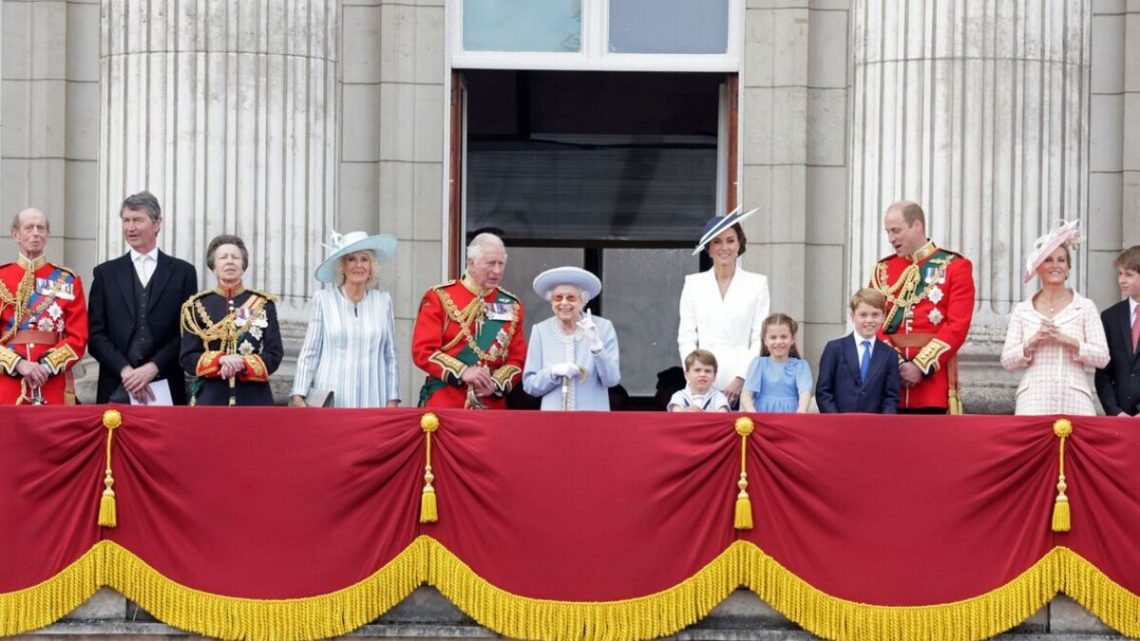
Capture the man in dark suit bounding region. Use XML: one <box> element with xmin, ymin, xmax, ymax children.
<box><xmin>1095</xmin><ymin>246</ymin><xmax>1140</xmax><ymax>416</ymax></box>
<box><xmin>88</xmin><ymin>191</ymin><xmax>198</xmax><ymax>404</ymax></box>
<box><xmin>817</xmin><ymin>288</ymin><xmax>900</xmax><ymax>414</ymax></box>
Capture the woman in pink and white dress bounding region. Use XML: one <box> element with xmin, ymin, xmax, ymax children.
<box><xmin>1000</xmin><ymin>221</ymin><xmax>1109</xmax><ymax>415</ymax></box>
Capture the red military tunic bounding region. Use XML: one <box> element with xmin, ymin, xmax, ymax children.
<box><xmin>0</xmin><ymin>254</ymin><xmax>88</xmax><ymax>404</ymax></box>
<box><xmin>412</xmin><ymin>274</ymin><xmax>526</xmax><ymax>409</ymax></box>
<box><xmin>870</xmin><ymin>240</ymin><xmax>975</xmax><ymax>412</ymax></box>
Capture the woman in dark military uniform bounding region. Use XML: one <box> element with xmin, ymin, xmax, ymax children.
<box><xmin>180</xmin><ymin>234</ymin><xmax>283</xmax><ymax>406</ymax></box>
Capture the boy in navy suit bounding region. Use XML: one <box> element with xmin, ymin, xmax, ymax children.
<box><xmin>816</xmin><ymin>288</ymin><xmax>900</xmax><ymax>413</ymax></box>
<box><xmin>1095</xmin><ymin>246</ymin><xmax>1140</xmax><ymax>416</ymax></box>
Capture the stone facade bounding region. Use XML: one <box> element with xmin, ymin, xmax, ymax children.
<box><xmin>1</xmin><ymin>0</ymin><xmax>1137</xmax><ymax>412</ymax></box>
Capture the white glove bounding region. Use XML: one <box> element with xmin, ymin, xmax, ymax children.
<box><xmin>550</xmin><ymin>362</ymin><xmax>579</xmax><ymax>378</ymax></box>
<box><xmin>578</xmin><ymin>310</ymin><xmax>604</xmax><ymax>353</ymax></box>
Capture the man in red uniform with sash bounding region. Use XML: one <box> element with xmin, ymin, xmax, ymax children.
<box><xmin>0</xmin><ymin>208</ymin><xmax>88</xmax><ymax>404</ymax></box>
<box><xmin>870</xmin><ymin>201</ymin><xmax>975</xmax><ymax>414</ymax></box>
<box><xmin>413</xmin><ymin>233</ymin><xmax>526</xmax><ymax>409</ymax></box>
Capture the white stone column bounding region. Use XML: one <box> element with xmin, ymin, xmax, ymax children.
<box><xmin>849</xmin><ymin>0</ymin><xmax>1091</xmax><ymax>320</ymax></box>
<box><xmin>848</xmin><ymin>1</ymin><xmax>1091</xmax><ymax>412</ymax></box>
<box><xmin>99</xmin><ymin>0</ymin><xmax>339</xmax><ymax>311</ymax></box>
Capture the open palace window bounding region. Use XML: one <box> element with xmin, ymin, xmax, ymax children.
<box><xmin>447</xmin><ymin>3</ymin><xmax>741</xmax><ymax>400</ymax></box>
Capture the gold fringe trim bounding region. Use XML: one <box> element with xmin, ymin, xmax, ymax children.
<box><xmin>740</xmin><ymin>543</ymin><xmax>1059</xmax><ymax>641</ymax></box>
<box><xmin>9</xmin><ymin>540</ymin><xmax>1140</xmax><ymax>641</ymax></box>
<box><xmin>1057</xmin><ymin>546</ymin><xmax>1140</xmax><ymax>638</ymax></box>
<box><xmin>0</xmin><ymin>542</ymin><xmax>105</xmax><ymax>636</ymax></box>
<box><xmin>426</xmin><ymin>537</ymin><xmax>742</xmax><ymax>641</ymax></box>
<box><xmin>103</xmin><ymin>538</ymin><xmax>427</xmax><ymax>641</ymax></box>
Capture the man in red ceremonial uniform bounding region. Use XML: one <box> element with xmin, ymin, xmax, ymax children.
<box><xmin>413</xmin><ymin>232</ymin><xmax>526</xmax><ymax>409</ymax></box>
<box><xmin>870</xmin><ymin>201</ymin><xmax>975</xmax><ymax>414</ymax></box>
<box><xmin>0</xmin><ymin>208</ymin><xmax>88</xmax><ymax>404</ymax></box>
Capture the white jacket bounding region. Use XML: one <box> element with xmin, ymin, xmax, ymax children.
<box><xmin>678</xmin><ymin>269</ymin><xmax>770</xmax><ymax>389</ymax></box>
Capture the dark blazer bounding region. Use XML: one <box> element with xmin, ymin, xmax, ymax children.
<box><xmin>88</xmin><ymin>251</ymin><xmax>198</xmax><ymax>404</ymax></box>
<box><xmin>1095</xmin><ymin>299</ymin><xmax>1140</xmax><ymax>416</ymax></box>
<box><xmin>816</xmin><ymin>333</ymin><xmax>900</xmax><ymax>414</ymax></box>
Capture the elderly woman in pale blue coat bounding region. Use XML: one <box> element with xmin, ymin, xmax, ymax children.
<box><xmin>523</xmin><ymin>267</ymin><xmax>620</xmax><ymax>410</ymax></box>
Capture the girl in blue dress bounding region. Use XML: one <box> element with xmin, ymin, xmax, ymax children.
<box><xmin>740</xmin><ymin>314</ymin><xmax>813</xmax><ymax>413</ymax></box>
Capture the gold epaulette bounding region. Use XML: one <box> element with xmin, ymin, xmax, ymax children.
<box><xmin>244</xmin><ymin>288</ymin><xmax>279</xmax><ymax>302</ymax></box>
<box><xmin>185</xmin><ymin>289</ymin><xmax>214</xmax><ymax>305</ymax></box>
<box><xmin>180</xmin><ymin>290</ymin><xmax>214</xmax><ymax>333</ymax></box>
<box><xmin>54</xmin><ymin>265</ymin><xmax>78</xmax><ymax>278</ymax></box>
<box><xmin>429</xmin><ymin>279</ymin><xmax>458</xmax><ymax>293</ymax></box>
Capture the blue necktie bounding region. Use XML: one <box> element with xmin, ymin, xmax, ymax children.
<box><xmin>859</xmin><ymin>340</ymin><xmax>871</xmax><ymax>382</ymax></box>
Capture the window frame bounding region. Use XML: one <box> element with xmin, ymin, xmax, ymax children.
<box><xmin>449</xmin><ymin>0</ymin><xmax>742</xmax><ymax>72</ymax></box>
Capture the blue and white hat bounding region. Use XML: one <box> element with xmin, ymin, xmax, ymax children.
<box><xmin>532</xmin><ymin>266</ymin><xmax>602</xmax><ymax>301</ymax></box>
<box><xmin>692</xmin><ymin>206</ymin><xmax>761</xmax><ymax>256</ymax></box>
<box><xmin>314</xmin><ymin>231</ymin><xmax>398</xmax><ymax>284</ymax></box>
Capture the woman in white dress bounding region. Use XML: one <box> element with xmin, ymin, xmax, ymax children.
<box><xmin>290</xmin><ymin>231</ymin><xmax>401</xmax><ymax>408</ymax></box>
<box><xmin>523</xmin><ymin>266</ymin><xmax>620</xmax><ymax>411</ymax></box>
<box><xmin>1000</xmin><ymin>221</ymin><xmax>1109</xmax><ymax>415</ymax></box>
<box><xmin>677</xmin><ymin>207</ymin><xmax>769</xmax><ymax>407</ymax></box>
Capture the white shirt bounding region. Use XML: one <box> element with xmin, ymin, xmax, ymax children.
<box><xmin>852</xmin><ymin>333</ymin><xmax>875</xmax><ymax>359</ymax></box>
<box><xmin>129</xmin><ymin>247</ymin><xmax>159</xmax><ymax>286</ymax></box>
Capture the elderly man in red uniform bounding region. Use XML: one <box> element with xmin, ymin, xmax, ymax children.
<box><xmin>0</xmin><ymin>208</ymin><xmax>88</xmax><ymax>404</ymax></box>
<box><xmin>413</xmin><ymin>232</ymin><xmax>526</xmax><ymax>409</ymax></box>
<box><xmin>870</xmin><ymin>201</ymin><xmax>975</xmax><ymax>414</ymax></box>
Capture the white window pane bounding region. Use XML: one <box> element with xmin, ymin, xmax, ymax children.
<box><xmin>464</xmin><ymin>0</ymin><xmax>581</xmax><ymax>52</ymax></box>
<box><xmin>608</xmin><ymin>0</ymin><xmax>728</xmax><ymax>54</ymax></box>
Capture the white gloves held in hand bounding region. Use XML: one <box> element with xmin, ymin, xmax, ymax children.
<box><xmin>551</xmin><ymin>362</ymin><xmax>580</xmax><ymax>378</ymax></box>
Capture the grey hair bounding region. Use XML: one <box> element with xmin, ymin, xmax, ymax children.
<box><xmin>120</xmin><ymin>191</ymin><xmax>162</xmax><ymax>223</ymax></box>
<box><xmin>331</xmin><ymin>250</ymin><xmax>380</xmax><ymax>288</ymax></box>
<box><xmin>545</xmin><ymin>284</ymin><xmax>589</xmax><ymax>306</ymax></box>
<box><xmin>10</xmin><ymin>208</ymin><xmax>50</xmax><ymax>232</ymax></box>
<box><xmin>205</xmin><ymin>234</ymin><xmax>250</xmax><ymax>270</ymax></box>
<box><xmin>466</xmin><ymin>232</ymin><xmax>506</xmax><ymax>263</ymax></box>
<box><xmin>10</xmin><ymin>207</ymin><xmax>50</xmax><ymax>231</ymax></box>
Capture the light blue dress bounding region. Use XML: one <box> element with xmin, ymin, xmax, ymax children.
<box><xmin>291</xmin><ymin>288</ymin><xmax>401</xmax><ymax>408</ymax></box>
<box><xmin>522</xmin><ymin>315</ymin><xmax>621</xmax><ymax>411</ymax></box>
<box><xmin>743</xmin><ymin>356</ymin><xmax>813</xmax><ymax>413</ymax></box>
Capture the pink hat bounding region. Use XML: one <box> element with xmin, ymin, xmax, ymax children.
<box><xmin>1023</xmin><ymin>220</ymin><xmax>1081</xmax><ymax>283</ymax></box>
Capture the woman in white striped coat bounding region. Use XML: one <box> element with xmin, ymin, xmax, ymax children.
<box><xmin>290</xmin><ymin>232</ymin><xmax>401</xmax><ymax>408</ymax></box>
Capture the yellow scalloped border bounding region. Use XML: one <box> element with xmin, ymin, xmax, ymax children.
<box><xmin>102</xmin><ymin>538</ymin><xmax>427</xmax><ymax>641</ymax></box>
<box><xmin>3</xmin><ymin>541</ymin><xmax>1140</xmax><ymax>641</ymax></box>
<box><xmin>0</xmin><ymin>543</ymin><xmax>104</xmax><ymax>636</ymax></box>
<box><xmin>425</xmin><ymin>537</ymin><xmax>743</xmax><ymax>641</ymax></box>
<box><xmin>741</xmin><ymin>543</ymin><xmax>1059</xmax><ymax>641</ymax></box>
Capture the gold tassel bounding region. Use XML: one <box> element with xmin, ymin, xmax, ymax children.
<box><xmin>733</xmin><ymin>417</ymin><xmax>755</xmax><ymax>530</ymax></box>
<box><xmin>420</xmin><ymin>413</ymin><xmax>440</xmax><ymax>523</ymax></box>
<box><xmin>1051</xmin><ymin>418</ymin><xmax>1072</xmax><ymax>533</ymax></box>
<box><xmin>98</xmin><ymin>410</ymin><xmax>122</xmax><ymax>528</ymax></box>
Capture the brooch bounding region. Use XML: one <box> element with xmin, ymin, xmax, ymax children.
<box><xmin>929</xmin><ymin>308</ymin><xmax>944</xmax><ymax>325</ymax></box>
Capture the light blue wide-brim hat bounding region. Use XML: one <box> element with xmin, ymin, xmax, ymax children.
<box><xmin>532</xmin><ymin>266</ymin><xmax>602</xmax><ymax>301</ymax></box>
<box><xmin>692</xmin><ymin>206</ymin><xmax>762</xmax><ymax>256</ymax></box>
<box><xmin>315</xmin><ymin>230</ymin><xmax>398</xmax><ymax>284</ymax></box>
